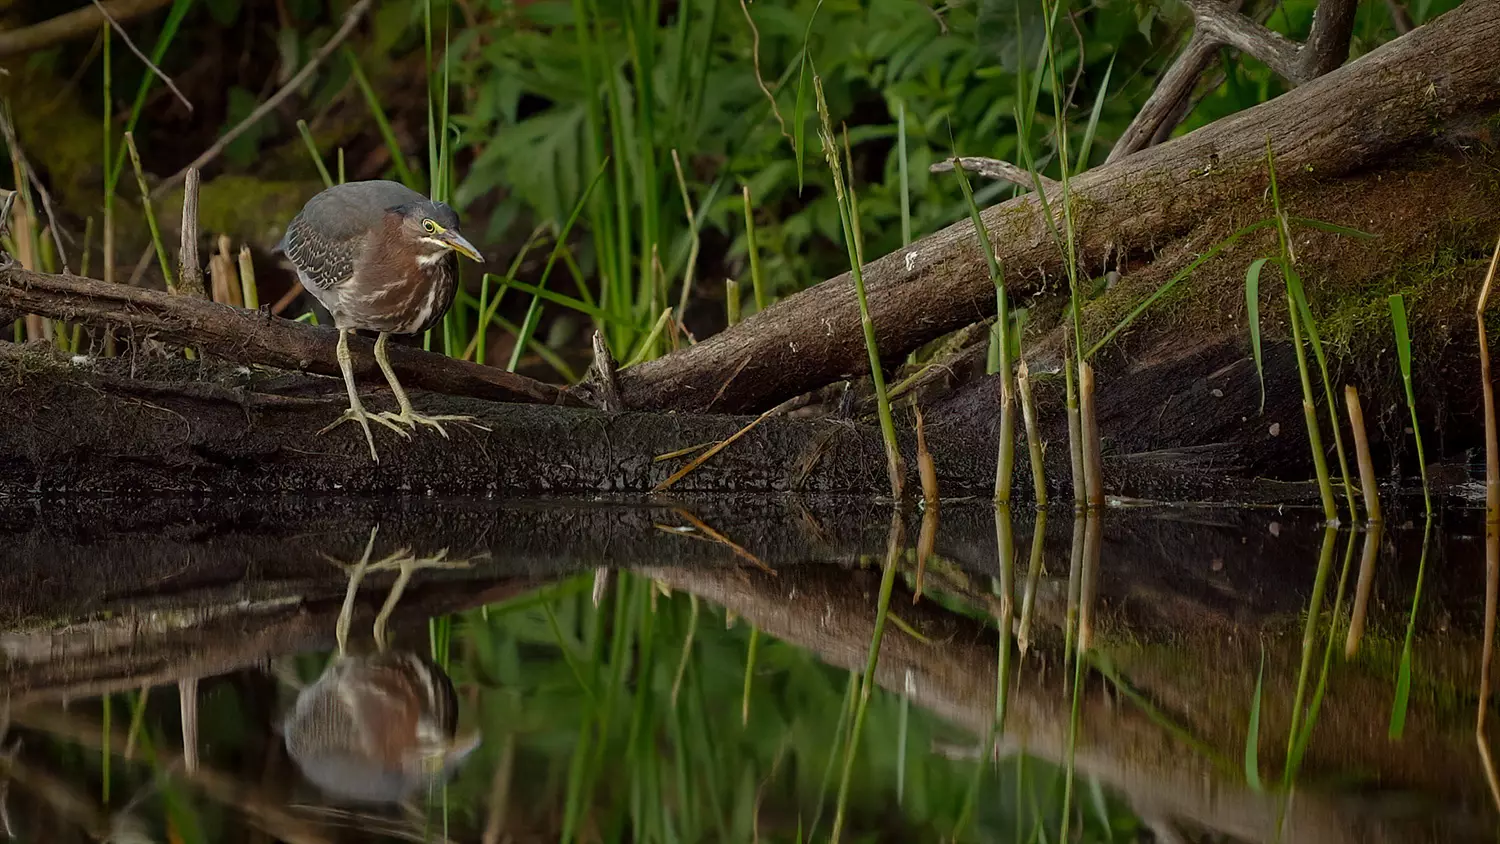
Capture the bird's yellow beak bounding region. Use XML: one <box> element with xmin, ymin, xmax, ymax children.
<box><xmin>441</xmin><ymin>231</ymin><xmax>483</xmax><ymax>263</ymax></box>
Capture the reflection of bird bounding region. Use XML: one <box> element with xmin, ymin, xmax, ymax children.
<box><xmin>281</xmin><ymin>526</ymin><xmax>479</xmax><ymax>805</ymax></box>
<box><xmin>277</xmin><ymin>180</ymin><xmax>489</xmax><ymax>463</ymax></box>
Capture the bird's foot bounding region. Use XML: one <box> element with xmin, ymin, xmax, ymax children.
<box><xmin>318</xmin><ymin>405</ymin><xmax>411</xmax><ymax>462</ymax></box>
<box><xmin>377</xmin><ymin>408</ymin><xmax>492</xmax><ymax>439</ymax></box>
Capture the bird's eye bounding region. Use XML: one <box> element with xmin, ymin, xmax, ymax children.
<box><xmin>422</xmin><ymin>219</ymin><xmax>438</xmax><ymax>234</ymax></box>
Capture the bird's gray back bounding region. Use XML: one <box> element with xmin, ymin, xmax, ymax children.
<box><xmin>279</xmin><ymin>180</ymin><xmax>428</xmax><ymax>293</ymax></box>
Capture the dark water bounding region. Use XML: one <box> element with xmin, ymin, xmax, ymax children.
<box><xmin>1</xmin><ymin>495</ymin><xmax>1497</xmax><ymax>842</ymax></box>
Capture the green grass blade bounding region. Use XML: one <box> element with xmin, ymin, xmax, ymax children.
<box><xmin>1073</xmin><ymin>53</ymin><xmax>1116</xmax><ymax>174</ymax></box>
<box><xmin>1245</xmin><ymin>645</ymin><xmax>1266</xmax><ymax>791</ymax></box>
<box><xmin>508</xmin><ymin>160</ymin><xmax>610</xmax><ymax>373</ymax></box>
<box><xmin>1245</xmin><ymin>256</ymin><xmax>1269</xmax><ymax>412</ymax></box>
<box><xmin>296</xmin><ymin>119</ymin><xmax>333</xmax><ymax>189</ymax></box>
<box><xmin>1288</xmin><ymin>217</ymin><xmax>1378</xmax><ymax>239</ymax></box>
<box><xmin>1390</xmin><ymin>515</ymin><xmax>1434</xmax><ymax>738</ymax></box>
<box><xmin>1086</xmin><ymin>219</ymin><xmax>1277</xmax><ymax>358</ymax></box>
<box><xmin>345</xmin><ymin>46</ymin><xmax>417</xmax><ymax>188</ymax></box>
<box><xmin>792</xmin><ymin>0</ymin><xmax>825</xmax><ymax>193</ymax></box>
<box><xmin>897</xmin><ymin>99</ymin><xmax>911</xmax><ymax>247</ymax></box>
<box><xmin>1388</xmin><ymin>293</ymin><xmax>1432</xmax><ymax>513</ymax></box>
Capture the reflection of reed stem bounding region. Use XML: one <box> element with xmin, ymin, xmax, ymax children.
<box><xmin>1017</xmin><ymin>510</ymin><xmax>1047</xmax><ymax>656</ymax></box>
<box><xmin>1343</xmin><ymin>522</ymin><xmax>1382</xmax><ymax>658</ymax></box>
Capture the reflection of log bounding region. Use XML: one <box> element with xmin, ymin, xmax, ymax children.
<box><xmin>4</xmin><ymin>496</ymin><xmax>1494</xmax><ymax>841</ymax></box>
<box><xmin>610</xmin><ymin>0</ymin><xmax>1500</xmax><ymax>414</ymax></box>
<box><xmin>646</xmin><ymin>523</ymin><xmax>1494</xmax><ymax>844</ymax></box>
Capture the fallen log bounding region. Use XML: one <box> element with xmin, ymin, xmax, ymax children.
<box><xmin>0</xmin><ymin>264</ymin><xmax>576</xmax><ymax>406</ymax></box>
<box><xmin>0</xmin><ymin>342</ymin><xmax>1345</xmax><ymax>501</ymax></box>
<box><xmin>610</xmin><ymin>0</ymin><xmax>1500</xmax><ymax>414</ymax></box>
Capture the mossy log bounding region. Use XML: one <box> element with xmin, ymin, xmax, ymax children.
<box><xmin>612</xmin><ymin>0</ymin><xmax>1500</xmax><ymax>415</ymax></box>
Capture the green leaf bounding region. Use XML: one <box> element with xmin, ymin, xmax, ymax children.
<box><xmin>1388</xmin><ymin>293</ymin><xmax>1413</xmax><ymax>378</ymax></box>
<box><xmin>1245</xmin><ymin>645</ymin><xmax>1266</xmax><ymax>792</ymax></box>
<box><xmin>1074</xmin><ymin>52</ymin><xmax>1116</xmax><ymax>174</ymax></box>
<box><xmin>1289</xmin><ymin>217</ymin><xmax>1379</xmax><ymax>239</ymax></box>
<box><xmin>1245</xmin><ymin>257</ymin><xmax>1269</xmax><ymax>413</ymax></box>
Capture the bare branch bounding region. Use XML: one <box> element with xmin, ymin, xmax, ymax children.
<box><xmin>89</xmin><ymin>0</ymin><xmax>193</xmax><ymax>112</ymax></box>
<box><xmin>1108</xmin><ymin>31</ymin><xmax>1221</xmax><ymax>163</ymax></box>
<box><xmin>151</xmin><ymin>0</ymin><xmax>373</xmax><ymax>198</ymax></box>
<box><xmin>1187</xmin><ymin>0</ymin><xmax>1303</xmax><ymax>81</ymax></box>
<box><xmin>0</xmin><ymin>0</ymin><xmax>174</xmax><ymax>58</ymax></box>
<box><xmin>1113</xmin><ymin>0</ymin><xmax>1360</xmax><ymax>162</ymax></box>
<box><xmin>1385</xmin><ymin>0</ymin><xmax>1415</xmax><ymax>35</ymax></box>
<box><xmin>1300</xmin><ymin>0</ymin><xmax>1359</xmax><ymax>78</ymax></box>
<box><xmin>929</xmin><ymin>157</ymin><xmax>1060</xmax><ymax>193</ymax></box>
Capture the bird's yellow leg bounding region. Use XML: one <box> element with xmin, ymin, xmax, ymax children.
<box><xmin>318</xmin><ymin>328</ymin><xmax>410</xmax><ymax>461</ymax></box>
<box><xmin>373</xmin><ymin>332</ymin><xmax>492</xmax><ymax>437</ymax></box>
<box><xmin>330</xmin><ymin>525</ymin><xmax>381</xmax><ymax>657</ymax></box>
<box><xmin>368</xmin><ymin>547</ymin><xmax>474</xmax><ymax>651</ymax></box>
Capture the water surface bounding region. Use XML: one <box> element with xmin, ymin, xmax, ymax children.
<box><xmin>1</xmin><ymin>495</ymin><xmax>1495</xmax><ymax>842</ymax></box>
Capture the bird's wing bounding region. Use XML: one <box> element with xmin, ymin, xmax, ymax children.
<box><xmin>279</xmin><ymin>181</ymin><xmax>425</xmax><ymax>290</ymax></box>
<box><xmin>280</xmin><ymin>214</ymin><xmax>360</xmax><ymax>291</ymax></box>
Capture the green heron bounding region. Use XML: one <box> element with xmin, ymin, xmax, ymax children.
<box><xmin>281</xmin><ymin>526</ymin><xmax>480</xmax><ymax>805</ymax></box>
<box><xmin>277</xmin><ymin>180</ymin><xmax>488</xmax><ymax>463</ymax></box>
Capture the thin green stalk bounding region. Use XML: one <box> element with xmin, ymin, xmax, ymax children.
<box><xmin>741</xmin><ymin>625</ymin><xmax>760</xmax><ymax>726</ymax></box>
<box><xmin>829</xmin><ymin>515</ymin><xmax>904</xmax><ymax>843</ymax></box>
<box><xmin>1388</xmin><ymin>294</ymin><xmax>1432</xmax><ymax>514</ymax></box>
<box><xmin>345</xmin><ymin>47</ymin><xmax>417</xmax><ymax>188</ymax></box>
<box><xmin>1390</xmin><ymin>515</ymin><xmax>1433</xmax><ymax>738</ymax></box>
<box><xmin>814</xmin><ymin>74</ymin><xmax>903</xmax><ymax>497</ymax></box>
<box><xmin>1278</xmin><ymin>526</ymin><xmax>1340</xmax><ymax>791</ymax></box>
<box><xmin>726</xmin><ymin>279</ymin><xmax>741</xmax><ymax>326</ymax></box>
<box><xmin>123</xmin><ymin>133</ymin><xmax>175</xmax><ymax>294</ymax></box>
<box><xmin>897</xmin><ymin>99</ymin><xmax>912</xmax><ymax>248</ymax></box>
<box><xmin>743</xmin><ymin>184</ymin><xmax>766</xmax><ymax>312</ymax></box>
<box><xmin>296</xmin><ymin>119</ymin><xmax>333</xmax><ymax>188</ymax></box>
<box><xmin>509</xmin><ymin>161</ymin><xmax>611</xmax><ymax>372</ymax></box>
<box><xmin>949</xmin><ymin>159</ymin><xmax>1016</xmax><ymax>502</ymax></box>
<box><xmin>1286</xmin><ymin>278</ymin><xmax>1338</xmax><ymax>522</ymax></box>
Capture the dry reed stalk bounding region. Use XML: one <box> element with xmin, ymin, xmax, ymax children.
<box><xmin>1479</xmin><ymin>232</ymin><xmax>1500</xmax><ymax>524</ymax></box>
<box><xmin>237</xmin><ymin>245</ymin><xmax>258</xmax><ymax>310</ymax></box>
<box><xmin>178</xmin><ymin>677</ymin><xmax>198</xmax><ymax>774</ymax></box>
<box><xmin>1480</xmin><ymin>521</ymin><xmax>1500</xmax><ymax>812</ymax></box>
<box><xmin>1018</xmin><ymin>360</ymin><xmax>1047</xmax><ymax>507</ymax></box>
<box><xmin>651</xmin><ymin>406</ymin><xmax>777</xmax><ymax>493</ymax></box>
<box><xmin>1343</xmin><ymin>385</ymin><xmax>1380</xmax><ymax>524</ymax></box>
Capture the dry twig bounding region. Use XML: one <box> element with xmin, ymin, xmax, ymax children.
<box><xmin>152</xmin><ymin>0</ymin><xmax>373</xmax><ymax>197</ymax></box>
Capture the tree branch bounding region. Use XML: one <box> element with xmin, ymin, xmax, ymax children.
<box><xmin>1113</xmin><ymin>0</ymin><xmax>1360</xmax><ymax>162</ymax></box>
<box><xmin>0</xmin><ymin>0</ymin><xmax>174</xmax><ymax>58</ymax></box>
<box><xmin>928</xmin><ymin>157</ymin><xmax>1060</xmax><ymax>192</ymax></box>
<box><xmin>0</xmin><ymin>265</ymin><xmax>574</xmax><ymax>407</ymax></box>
